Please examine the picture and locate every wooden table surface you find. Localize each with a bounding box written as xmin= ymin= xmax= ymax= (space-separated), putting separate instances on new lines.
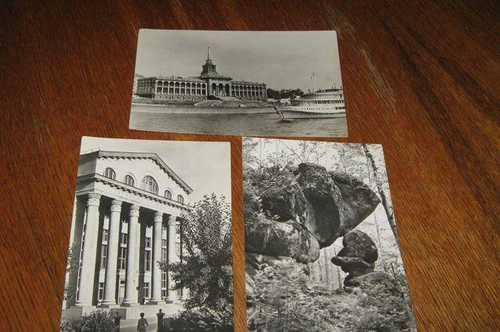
xmin=1 ymin=1 xmax=498 ymax=331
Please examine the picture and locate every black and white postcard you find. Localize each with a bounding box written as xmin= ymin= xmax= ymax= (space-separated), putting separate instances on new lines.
xmin=244 ymin=138 xmax=417 ymax=331
xmin=60 ymin=137 xmax=233 ymax=331
xmin=129 ymin=29 xmax=348 ymax=137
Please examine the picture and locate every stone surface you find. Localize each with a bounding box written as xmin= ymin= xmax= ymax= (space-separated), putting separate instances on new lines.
xmin=246 ymin=163 xmax=380 ymax=263
xmin=245 ymin=219 xmax=321 ymax=263
xmin=331 ymin=230 xmax=380 ymax=286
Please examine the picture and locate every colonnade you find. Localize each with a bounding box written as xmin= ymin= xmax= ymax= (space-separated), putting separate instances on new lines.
xmin=209 ymin=82 xmax=267 ymax=99
xmin=74 ymin=193 xmax=182 ymax=307
xmin=155 ymin=80 xmax=207 ymax=96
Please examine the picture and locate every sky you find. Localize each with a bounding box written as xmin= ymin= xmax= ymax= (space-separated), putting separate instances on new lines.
xmin=80 ymin=137 xmax=231 ymax=202
xmin=134 ymin=29 xmax=343 ymax=92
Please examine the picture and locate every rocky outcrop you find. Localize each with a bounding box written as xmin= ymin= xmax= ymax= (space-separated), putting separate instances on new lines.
xmin=330 ymin=230 xmax=406 ymax=303
xmin=331 ymin=230 xmax=378 ymax=285
xmin=246 ymin=163 xmax=380 ymax=263
xmin=245 ymin=219 xmax=321 ymax=262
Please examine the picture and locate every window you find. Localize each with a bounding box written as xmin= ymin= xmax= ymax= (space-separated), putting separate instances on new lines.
xmin=143 ymin=282 xmax=150 ymax=298
xmin=104 ymin=167 xmax=116 ymax=180
xmin=118 ymin=247 xmax=127 ymax=270
xmin=161 ymin=247 xmax=167 ymax=262
xmin=100 ymin=244 xmax=108 ymax=269
xmin=120 ymin=233 xmax=128 ymax=246
xmin=161 ymin=272 xmax=168 ymax=298
xmin=142 ymin=176 xmax=158 ymax=194
xmin=98 ymin=282 xmax=105 ymax=301
xmin=145 ymin=236 xmax=152 ymax=248
xmin=177 ymin=194 xmax=184 ymax=204
xmin=164 ymin=189 xmax=172 ymax=200
xmin=176 ymin=240 xmax=181 ymax=258
xmin=161 ymin=242 xmax=167 ymax=262
xmin=124 ymin=175 xmax=134 ymax=186
xmin=102 ymin=229 xmax=109 ymax=243
xmin=145 ymin=251 xmax=151 ymax=271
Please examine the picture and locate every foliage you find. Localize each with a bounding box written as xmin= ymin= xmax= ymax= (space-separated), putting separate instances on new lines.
xmin=160 ymin=194 xmax=233 ymax=330
xmin=161 ymin=310 xmax=233 ymax=332
xmin=266 ymin=88 xmax=305 ymax=100
xmin=61 ymin=311 xmax=115 ymax=332
xmin=64 ymin=242 xmax=80 ymax=307
xmin=248 ymin=262 xmax=413 ymax=332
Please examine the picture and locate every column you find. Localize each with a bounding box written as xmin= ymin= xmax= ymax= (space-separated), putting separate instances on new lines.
xmin=102 ymin=199 xmax=122 ymax=306
xmin=167 ymin=214 xmax=179 ymax=303
xmin=151 ymin=211 xmax=163 ymax=303
xmin=65 ymin=196 xmax=85 ymax=308
xmin=76 ymin=193 xmax=101 ymax=306
xmin=122 ymin=204 xmax=140 ymax=305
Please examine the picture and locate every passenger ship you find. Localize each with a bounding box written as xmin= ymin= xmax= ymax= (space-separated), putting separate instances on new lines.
xmin=277 ymin=88 xmax=346 ymax=119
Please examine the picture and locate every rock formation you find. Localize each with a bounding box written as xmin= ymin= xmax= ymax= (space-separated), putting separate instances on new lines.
xmin=331 ymin=229 xmax=402 ymax=299
xmin=246 ymin=164 xmax=415 ymax=331
xmin=330 ymin=230 xmax=378 ymax=286
xmin=246 ymin=163 xmax=380 ymax=263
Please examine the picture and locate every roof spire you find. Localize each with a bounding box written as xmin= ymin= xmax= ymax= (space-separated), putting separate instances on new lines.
xmin=207 ymin=46 xmax=210 ymax=60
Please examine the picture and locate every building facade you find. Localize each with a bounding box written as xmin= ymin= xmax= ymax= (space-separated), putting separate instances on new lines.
xmin=63 ymin=151 xmax=192 ymax=318
xmin=136 ymin=49 xmax=267 ymax=101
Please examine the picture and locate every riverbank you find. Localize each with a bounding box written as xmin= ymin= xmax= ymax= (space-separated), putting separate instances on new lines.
xmin=132 ymin=103 xmax=275 ymax=114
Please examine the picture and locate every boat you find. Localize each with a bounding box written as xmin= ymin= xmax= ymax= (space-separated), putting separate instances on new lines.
xmin=278 ymin=88 xmax=346 ymax=119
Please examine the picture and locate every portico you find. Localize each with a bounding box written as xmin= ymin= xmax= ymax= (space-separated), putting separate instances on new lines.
xmin=63 ymin=150 xmax=193 ymax=318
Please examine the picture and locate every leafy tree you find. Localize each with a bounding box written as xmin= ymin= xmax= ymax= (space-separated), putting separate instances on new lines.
xmin=160 ymin=194 xmax=233 ymax=330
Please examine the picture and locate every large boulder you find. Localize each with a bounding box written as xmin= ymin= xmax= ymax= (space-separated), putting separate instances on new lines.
xmin=246 ymin=163 xmax=380 ymax=263
xmin=331 ymin=230 xmax=379 ymax=286
xmin=245 ymin=219 xmax=320 ymax=262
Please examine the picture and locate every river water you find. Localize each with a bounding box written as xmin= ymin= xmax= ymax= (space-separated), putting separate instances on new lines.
xmin=129 ymin=104 xmax=348 ymax=137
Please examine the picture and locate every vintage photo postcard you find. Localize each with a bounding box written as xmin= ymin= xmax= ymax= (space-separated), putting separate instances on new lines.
xmin=60 ymin=137 xmax=233 ymax=331
xmin=244 ymin=138 xmax=417 ymax=331
xmin=129 ymin=29 xmax=348 ymax=137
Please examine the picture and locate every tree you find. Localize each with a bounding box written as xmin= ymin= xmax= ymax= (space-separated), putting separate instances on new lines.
xmin=64 ymin=242 xmax=80 ymax=308
xmin=362 ymin=144 xmax=397 ymax=238
xmin=160 ymin=194 xmax=233 ymax=330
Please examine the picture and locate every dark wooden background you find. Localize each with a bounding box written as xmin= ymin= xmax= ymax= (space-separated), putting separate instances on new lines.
xmin=1 ymin=1 xmax=499 ymax=331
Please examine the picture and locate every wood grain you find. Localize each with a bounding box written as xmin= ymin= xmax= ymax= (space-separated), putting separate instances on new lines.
xmin=0 ymin=1 xmax=499 ymax=331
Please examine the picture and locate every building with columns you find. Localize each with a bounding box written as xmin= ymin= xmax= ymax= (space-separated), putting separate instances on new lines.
xmin=63 ymin=150 xmax=192 ymax=319
xmin=136 ymin=48 xmax=267 ymax=102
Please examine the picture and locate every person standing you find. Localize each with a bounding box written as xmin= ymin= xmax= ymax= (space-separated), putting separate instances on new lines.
xmin=113 ymin=312 xmax=121 ymax=331
xmin=137 ymin=312 xmax=149 ymax=332
xmin=156 ymin=309 xmax=165 ymax=331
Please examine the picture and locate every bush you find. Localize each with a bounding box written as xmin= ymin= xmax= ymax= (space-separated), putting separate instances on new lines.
xmin=61 ymin=311 xmax=116 ymax=332
xmin=248 ymin=261 xmax=413 ymax=332
xmin=161 ymin=310 xmax=232 ymax=332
